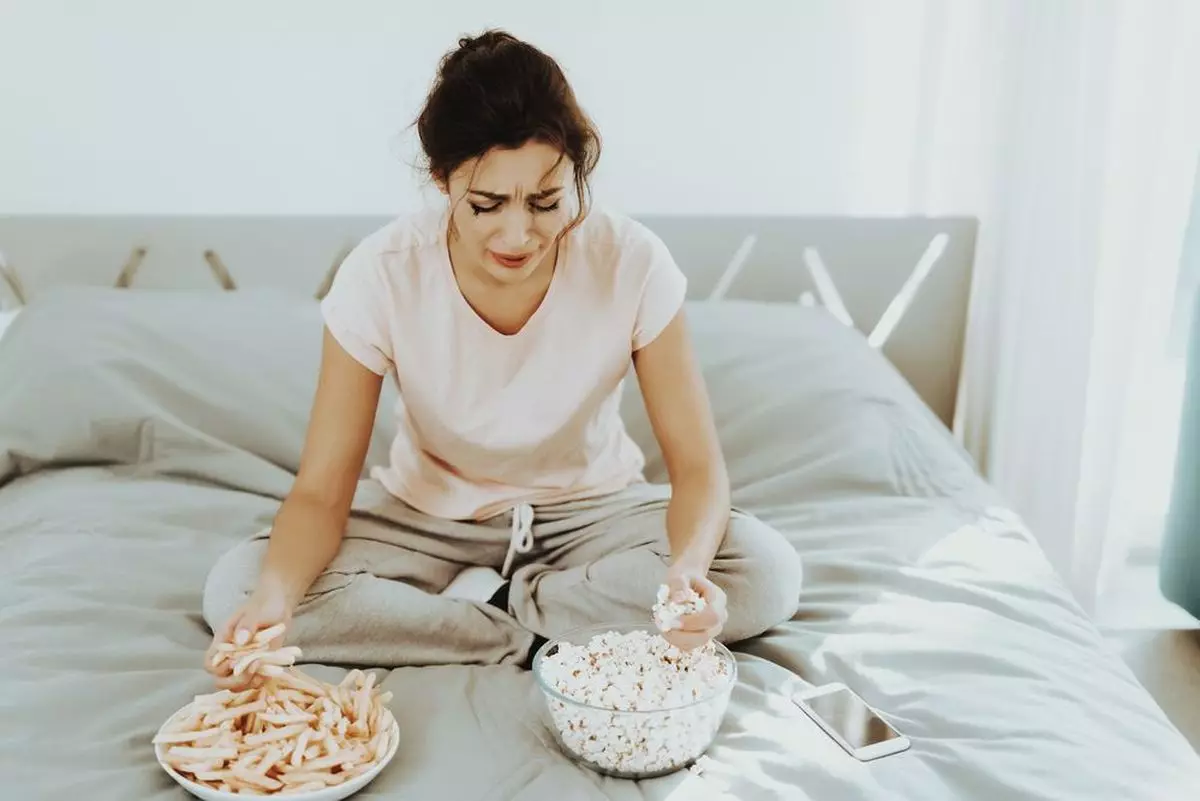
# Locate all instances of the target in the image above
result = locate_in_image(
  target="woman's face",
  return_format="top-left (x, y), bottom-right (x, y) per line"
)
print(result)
top-left (443, 141), bottom-right (574, 287)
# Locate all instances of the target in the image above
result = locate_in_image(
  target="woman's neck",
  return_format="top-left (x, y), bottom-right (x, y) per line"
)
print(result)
top-left (448, 238), bottom-right (560, 336)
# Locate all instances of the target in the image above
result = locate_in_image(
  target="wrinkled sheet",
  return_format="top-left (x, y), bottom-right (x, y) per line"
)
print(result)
top-left (1, 289), bottom-right (1197, 800)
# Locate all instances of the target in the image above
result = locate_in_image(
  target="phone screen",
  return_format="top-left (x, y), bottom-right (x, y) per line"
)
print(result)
top-left (804, 688), bottom-right (903, 749)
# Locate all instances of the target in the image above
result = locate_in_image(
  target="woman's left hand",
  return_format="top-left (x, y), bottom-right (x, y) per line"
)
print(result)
top-left (661, 564), bottom-right (728, 650)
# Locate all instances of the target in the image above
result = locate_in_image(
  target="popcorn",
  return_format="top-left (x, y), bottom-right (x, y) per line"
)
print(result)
top-left (652, 583), bottom-right (706, 632)
top-left (537, 629), bottom-right (732, 777)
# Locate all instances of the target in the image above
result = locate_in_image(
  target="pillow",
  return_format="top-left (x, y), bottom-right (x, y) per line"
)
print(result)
top-left (0, 287), bottom-right (398, 494)
top-left (618, 300), bottom-right (985, 516)
top-left (0, 288), bottom-right (982, 517)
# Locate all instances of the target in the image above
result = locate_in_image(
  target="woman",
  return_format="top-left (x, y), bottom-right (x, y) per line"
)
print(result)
top-left (203, 30), bottom-right (801, 687)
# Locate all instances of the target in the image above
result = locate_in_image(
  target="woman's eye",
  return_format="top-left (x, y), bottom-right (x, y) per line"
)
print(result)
top-left (469, 202), bottom-right (501, 215)
top-left (531, 200), bottom-right (561, 213)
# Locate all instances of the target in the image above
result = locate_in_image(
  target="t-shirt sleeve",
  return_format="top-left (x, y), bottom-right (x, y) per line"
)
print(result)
top-left (631, 230), bottom-right (689, 351)
top-left (319, 242), bottom-right (394, 375)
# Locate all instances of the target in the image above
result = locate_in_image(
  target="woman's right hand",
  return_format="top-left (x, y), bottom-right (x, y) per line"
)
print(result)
top-left (205, 583), bottom-right (294, 691)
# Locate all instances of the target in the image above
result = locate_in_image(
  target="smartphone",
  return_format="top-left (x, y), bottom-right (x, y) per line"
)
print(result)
top-left (793, 683), bottom-right (911, 761)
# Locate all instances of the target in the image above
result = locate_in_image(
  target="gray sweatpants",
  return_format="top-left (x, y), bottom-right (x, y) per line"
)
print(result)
top-left (202, 480), bottom-right (802, 668)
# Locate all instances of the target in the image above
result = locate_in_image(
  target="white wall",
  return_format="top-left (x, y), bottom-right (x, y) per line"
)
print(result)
top-left (0, 0), bottom-right (936, 216)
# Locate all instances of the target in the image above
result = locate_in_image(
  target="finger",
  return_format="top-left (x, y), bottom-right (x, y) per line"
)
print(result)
top-left (205, 645), bottom-right (230, 678)
top-left (691, 576), bottom-right (724, 604)
top-left (214, 672), bottom-right (253, 691)
top-left (213, 607), bottom-right (247, 646)
top-left (675, 606), bottom-right (720, 632)
top-left (232, 610), bottom-right (264, 647)
top-left (664, 628), bottom-right (712, 651)
top-left (666, 573), bottom-right (692, 598)
top-left (693, 581), bottom-right (729, 620)
top-left (206, 642), bottom-right (236, 679)
top-left (205, 652), bottom-right (234, 679)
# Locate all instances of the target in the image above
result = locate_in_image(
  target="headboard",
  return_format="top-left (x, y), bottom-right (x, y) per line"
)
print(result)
top-left (0, 214), bottom-right (977, 426)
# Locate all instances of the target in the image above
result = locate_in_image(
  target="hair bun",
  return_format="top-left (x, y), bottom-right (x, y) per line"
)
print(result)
top-left (442, 30), bottom-right (512, 75)
top-left (455, 30), bottom-right (516, 56)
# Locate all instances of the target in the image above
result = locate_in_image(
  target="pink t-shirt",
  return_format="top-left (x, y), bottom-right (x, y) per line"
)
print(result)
top-left (320, 205), bottom-right (688, 521)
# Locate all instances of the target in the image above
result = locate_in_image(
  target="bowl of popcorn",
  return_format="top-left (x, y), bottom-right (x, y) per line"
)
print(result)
top-left (531, 621), bottom-right (737, 779)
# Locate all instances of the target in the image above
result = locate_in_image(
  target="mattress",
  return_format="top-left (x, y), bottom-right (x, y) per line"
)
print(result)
top-left (1, 287), bottom-right (1197, 801)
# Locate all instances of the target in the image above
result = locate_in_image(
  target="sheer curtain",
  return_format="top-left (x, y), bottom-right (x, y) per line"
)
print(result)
top-left (856, 0), bottom-right (1200, 616)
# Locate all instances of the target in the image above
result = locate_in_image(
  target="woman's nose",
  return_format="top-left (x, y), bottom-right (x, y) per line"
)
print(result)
top-left (499, 210), bottom-right (533, 249)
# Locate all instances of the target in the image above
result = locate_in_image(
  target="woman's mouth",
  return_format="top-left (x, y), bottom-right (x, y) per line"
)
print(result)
top-left (489, 250), bottom-right (533, 269)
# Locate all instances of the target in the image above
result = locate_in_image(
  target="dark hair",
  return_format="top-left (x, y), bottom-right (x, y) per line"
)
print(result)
top-left (416, 30), bottom-right (601, 232)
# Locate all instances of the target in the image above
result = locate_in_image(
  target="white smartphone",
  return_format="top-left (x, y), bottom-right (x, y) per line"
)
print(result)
top-left (793, 682), bottom-right (911, 761)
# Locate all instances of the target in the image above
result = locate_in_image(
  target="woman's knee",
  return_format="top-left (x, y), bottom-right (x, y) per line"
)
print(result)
top-left (713, 514), bottom-right (803, 642)
top-left (201, 534), bottom-right (268, 633)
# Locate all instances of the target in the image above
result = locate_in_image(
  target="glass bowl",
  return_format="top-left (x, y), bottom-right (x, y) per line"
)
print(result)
top-left (531, 623), bottom-right (737, 779)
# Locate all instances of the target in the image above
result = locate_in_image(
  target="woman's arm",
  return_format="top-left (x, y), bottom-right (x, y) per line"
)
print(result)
top-left (256, 327), bottom-right (384, 607)
top-left (633, 309), bottom-right (730, 569)
top-left (632, 309), bottom-right (731, 647)
top-left (208, 328), bottom-right (383, 686)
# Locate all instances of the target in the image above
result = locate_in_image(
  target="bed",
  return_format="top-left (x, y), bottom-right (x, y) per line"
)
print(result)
top-left (1, 213), bottom-right (1197, 800)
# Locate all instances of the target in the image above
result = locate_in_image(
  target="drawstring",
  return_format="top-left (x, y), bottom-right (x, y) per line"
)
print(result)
top-left (501, 502), bottom-right (535, 578)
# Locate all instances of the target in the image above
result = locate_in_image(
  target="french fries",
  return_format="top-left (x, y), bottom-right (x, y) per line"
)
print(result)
top-left (210, 624), bottom-right (300, 678)
top-left (158, 635), bottom-right (396, 796)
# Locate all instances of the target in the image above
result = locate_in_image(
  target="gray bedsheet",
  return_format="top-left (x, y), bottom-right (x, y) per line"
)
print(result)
top-left (1, 288), bottom-right (1197, 801)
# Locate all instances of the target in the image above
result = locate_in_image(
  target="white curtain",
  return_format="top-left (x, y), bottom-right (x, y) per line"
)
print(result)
top-left (879, 0), bottom-right (1200, 615)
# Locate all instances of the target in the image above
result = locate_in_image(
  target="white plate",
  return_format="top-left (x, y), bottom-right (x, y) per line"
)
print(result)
top-left (153, 703), bottom-right (400, 801)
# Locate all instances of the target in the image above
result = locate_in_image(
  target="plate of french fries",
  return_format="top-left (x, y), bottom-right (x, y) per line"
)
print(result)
top-left (154, 626), bottom-right (399, 799)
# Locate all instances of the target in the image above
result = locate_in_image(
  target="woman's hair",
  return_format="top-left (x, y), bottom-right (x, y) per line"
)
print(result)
top-left (416, 30), bottom-right (601, 231)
